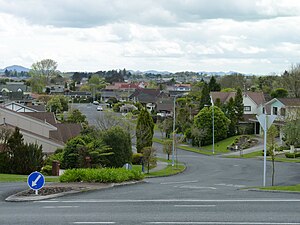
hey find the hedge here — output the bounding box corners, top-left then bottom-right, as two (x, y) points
(59, 168), (144, 183)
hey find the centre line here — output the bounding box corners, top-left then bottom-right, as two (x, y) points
(42, 206), (79, 209)
(73, 222), (115, 224)
(174, 205), (216, 207)
(160, 180), (198, 185)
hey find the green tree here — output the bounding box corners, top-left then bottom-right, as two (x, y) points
(199, 82), (211, 110)
(282, 64), (300, 97)
(209, 76), (221, 91)
(30, 59), (58, 85)
(136, 109), (154, 153)
(7, 127), (43, 174)
(283, 118), (300, 149)
(67, 109), (88, 125)
(163, 140), (172, 160)
(191, 126), (207, 147)
(194, 106), (230, 145)
(223, 97), (237, 137)
(142, 146), (157, 174)
(46, 95), (63, 113)
(235, 88), (244, 121)
(101, 126), (132, 168)
(270, 88), (289, 98)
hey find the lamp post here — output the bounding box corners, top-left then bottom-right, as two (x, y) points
(212, 98), (215, 155)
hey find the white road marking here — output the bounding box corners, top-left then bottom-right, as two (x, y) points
(145, 222), (300, 225)
(73, 223), (115, 224)
(160, 180), (198, 185)
(174, 205), (216, 207)
(42, 206), (79, 209)
(215, 183), (246, 188)
(178, 185), (216, 190)
(39, 199), (300, 203)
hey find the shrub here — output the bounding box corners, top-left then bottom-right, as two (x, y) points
(41, 165), (52, 176)
(59, 168), (144, 183)
(132, 153), (143, 165)
(285, 152), (300, 158)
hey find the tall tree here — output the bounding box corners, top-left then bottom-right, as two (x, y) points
(141, 146), (157, 174)
(136, 108), (154, 153)
(199, 82), (211, 110)
(282, 64), (300, 98)
(235, 88), (244, 121)
(270, 88), (289, 98)
(194, 106), (230, 145)
(267, 125), (278, 186)
(208, 76), (221, 91)
(30, 59), (58, 85)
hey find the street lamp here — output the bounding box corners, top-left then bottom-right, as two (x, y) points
(204, 95), (214, 155)
(172, 95), (177, 167)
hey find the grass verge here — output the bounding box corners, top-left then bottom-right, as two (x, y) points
(259, 184), (300, 192)
(0, 173), (59, 182)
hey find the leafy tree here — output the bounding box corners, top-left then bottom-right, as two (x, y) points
(30, 59), (58, 85)
(46, 95), (63, 113)
(194, 106), (230, 145)
(67, 109), (88, 125)
(208, 76), (221, 91)
(136, 108), (154, 153)
(157, 118), (173, 138)
(62, 135), (111, 169)
(142, 146), (157, 174)
(223, 97), (237, 137)
(191, 126), (207, 147)
(101, 126), (132, 168)
(235, 88), (244, 121)
(270, 88), (289, 98)
(283, 118), (300, 148)
(163, 140), (173, 160)
(219, 73), (246, 90)
(199, 82), (211, 110)
(282, 64), (300, 98)
(7, 127), (43, 174)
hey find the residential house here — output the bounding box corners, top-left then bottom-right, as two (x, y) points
(0, 82), (31, 102)
(129, 89), (167, 112)
(263, 98), (300, 142)
(0, 104), (82, 153)
(210, 91), (266, 134)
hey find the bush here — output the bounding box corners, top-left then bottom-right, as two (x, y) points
(285, 152), (300, 158)
(132, 153), (143, 165)
(59, 168), (144, 183)
(41, 165), (52, 176)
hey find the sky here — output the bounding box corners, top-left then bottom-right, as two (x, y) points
(1, 0), (300, 74)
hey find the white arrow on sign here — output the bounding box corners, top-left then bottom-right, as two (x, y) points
(32, 174), (41, 187)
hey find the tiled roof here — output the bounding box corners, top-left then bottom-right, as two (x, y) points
(20, 112), (57, 125)
(130, 89), (163, 103)
(277, 98), (300, 106)
(244, 91), (265, 105)
(210, 91), (265, 105)
(50, 123), (82, 143)
(26, 104), (46, 112)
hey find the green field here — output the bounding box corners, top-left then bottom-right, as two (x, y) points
(0, 174), (60, 182)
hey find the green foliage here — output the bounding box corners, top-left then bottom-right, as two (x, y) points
(67, 109), (88, 125)
(4, 127), (44, 175)
(61, 135), (112, 169)
(59, 168), (144, 183)
(199, 82), (211, 110)
(194, 106), (230, 145)
(283, 118), (300, 146)
(142, 146), (157, 174)
(235, 88), (244, 121)
(46, 95), (63, 113)
(285, 152), (300, 158)
(44, 150), (64, 166)
(163, 140), (173, 160)
(136, 108), (154, 153)
(41, 165), (52, 176)
(132, 153), (143, 165)
(112, 102), (123, 112)
(101, 126), (132, 168)
(270, 88), (289, 98)
(208, 76), (221, 91)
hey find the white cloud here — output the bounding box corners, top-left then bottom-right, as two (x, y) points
(0, 0), (300, 74)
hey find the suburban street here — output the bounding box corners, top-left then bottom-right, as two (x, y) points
(0, 104), (299, 224)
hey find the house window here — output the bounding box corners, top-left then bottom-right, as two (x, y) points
(280, 108), (286, 116)
(273, 107), (278, 115)
(244, 106), (251, 112)
(262, 107), (265, 114)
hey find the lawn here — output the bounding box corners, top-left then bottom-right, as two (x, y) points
(260, 184), (300, 192)
(0, 173), (60, 182)
(153, 135), (242, 155)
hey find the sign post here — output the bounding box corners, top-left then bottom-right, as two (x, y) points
(27, 171), (45, 195)
(256, 114), (276, 187)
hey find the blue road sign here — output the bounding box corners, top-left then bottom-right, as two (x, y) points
(27, 171), (45, 190)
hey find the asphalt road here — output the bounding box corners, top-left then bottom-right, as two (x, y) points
(1, 148), (300, 224)
(0, 104), (299, 224)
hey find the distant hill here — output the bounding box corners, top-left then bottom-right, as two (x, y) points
(0, 65), (30, 73)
